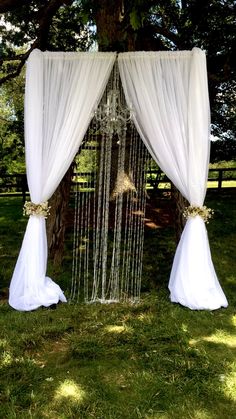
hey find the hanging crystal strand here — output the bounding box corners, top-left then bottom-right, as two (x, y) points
(108, 127), (126, 301)
(122, 123), (136, 300)
(134, 132), (148, 302)
(83, 157), (88, 302)
(130, 127), (139, 301)
(117, 76), (131, 302)
(120, 127), (133, 301)
(108, 66), (125, 302)
(71, 170), (80, 302)
(100, 131), (112, 302)
(91, 73), (114, 303)
(76, 167), (86, 301)
(136, 131), (146, 301)
(136, 143), (149, 301)
(125, 129), (135, 300)
(124, 124), (134, 300)
(83, 128), (93, 303)
(120, 177), (129, 300)
(91, 117), (98, 302)
(133, 130), (145, 301)
(92, 128), (105, 301)
(129, 124), (139, 300)
(81, 145), (88, 302)
(71, 131), (90, 302)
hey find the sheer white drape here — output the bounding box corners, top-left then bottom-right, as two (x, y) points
(118, 48), (228, 310)
(9, 49), (116, 311)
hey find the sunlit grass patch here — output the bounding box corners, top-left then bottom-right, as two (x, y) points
(104, 324), (132, 333)
(0, 350), (13, 366)
(203, 331), (236, 348)
(232, 314), (236, 327)
(54, 379), (86, 403)
(223, 367), (236, 402)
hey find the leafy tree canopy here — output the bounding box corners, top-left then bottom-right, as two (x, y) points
(0, 0), (235, 149)
(0, 70), (25, 174)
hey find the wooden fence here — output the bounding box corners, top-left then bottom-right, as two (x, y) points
(145, 168), (236, 192)
(0, 168), (236, 199)
(0, 174), (28, 200)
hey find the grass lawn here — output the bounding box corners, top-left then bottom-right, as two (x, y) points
(0, 190), (236, 419)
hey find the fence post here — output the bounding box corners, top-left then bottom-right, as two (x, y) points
(218, 169), (223, 191)
(21, 174), (27, 202)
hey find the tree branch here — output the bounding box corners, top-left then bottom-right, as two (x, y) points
(0, 58), (26, 85)
(36, 0), (73, 50)
(0, 0), (73, 85)
(143, 23), (180, 48)
(0, 41), (37, 85)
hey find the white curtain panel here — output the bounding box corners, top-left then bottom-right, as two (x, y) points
(9, 49), (116, 311)
(118, 48), (228, 310)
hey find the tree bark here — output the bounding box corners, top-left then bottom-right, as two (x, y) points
(95, 0), (123, 51)
(171, 184), (188, 243)
(46, 164), (74, 267)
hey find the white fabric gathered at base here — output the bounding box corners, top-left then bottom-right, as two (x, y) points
(118, 47), (228, 310)
(9, 49), (116, 311)
(10, 215), (66, 311)
(169, 216), (228, 310)
(10, 216), (67, 311)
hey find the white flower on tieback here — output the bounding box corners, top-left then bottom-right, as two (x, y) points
(23, 201), (51, 218)
(183, 205), (214, 223)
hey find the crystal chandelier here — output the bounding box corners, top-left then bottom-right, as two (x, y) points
(94, 89), (133, 138)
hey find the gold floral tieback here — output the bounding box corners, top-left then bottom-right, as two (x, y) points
(183, 205), (214, 223)
(23, 201), (51, 218)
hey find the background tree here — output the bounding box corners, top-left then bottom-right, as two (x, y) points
(1, 1), (235, 139)
(0, 0), (235, 261)
(0, 71), (25, 175)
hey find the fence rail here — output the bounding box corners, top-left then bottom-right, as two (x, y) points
(0, 174), (28, 200)
(0, 168), (236, 199)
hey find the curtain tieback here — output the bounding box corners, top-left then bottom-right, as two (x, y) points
(23, 201), (50, 218)
(183, 205), (214, 224)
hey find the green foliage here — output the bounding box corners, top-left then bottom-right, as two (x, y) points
(47, 4), (95, 52)
(0, 72), (25, 174)
(209, 160), (236, 169)
(0, 2), (94, 56)
(129, 7), (146, 30)
(210, 140), (236, 163)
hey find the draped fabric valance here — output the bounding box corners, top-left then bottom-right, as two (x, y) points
(9, 48), (228, 311)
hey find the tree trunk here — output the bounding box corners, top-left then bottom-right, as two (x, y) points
(171, 184), (188, 243)
(95, 0), (135, 52)
(47, 164), (73, 267)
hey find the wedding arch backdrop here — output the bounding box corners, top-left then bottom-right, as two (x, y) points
(9, 47), (228, 312)
(70, 63), (149, 304)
